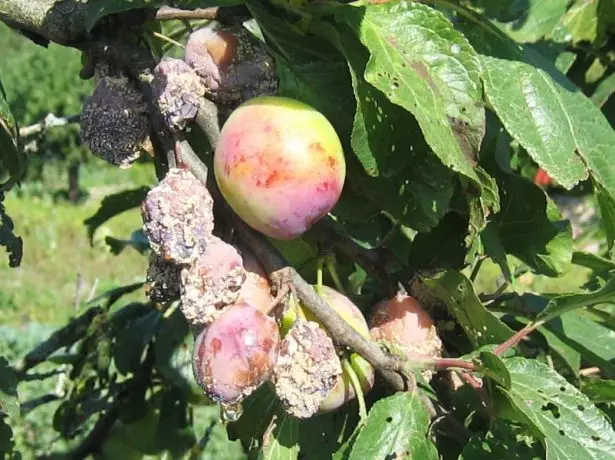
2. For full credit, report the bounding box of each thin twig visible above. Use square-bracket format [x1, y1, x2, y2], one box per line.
[155, 6, 219, 21]
[579, 366, 601, 377]
[493, 322, 541, 356]
[19, 113, 80, 137]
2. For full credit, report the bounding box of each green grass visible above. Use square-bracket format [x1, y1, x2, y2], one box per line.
[0, 160, 156, 326]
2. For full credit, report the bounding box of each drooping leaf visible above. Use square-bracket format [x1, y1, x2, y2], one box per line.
[461, 22, 615, 244]
[84, 186, 149, 243]
[581, 379, 615, 403]
[500, 357, 615, 459]
[338, 1, 485, 187]
[348, 392, 437, 460]
[491, 174, 573, 276]
[0, 357, 18, 421]
[422, 270, 514, 347]
[460, 420, 544, 459]
[0, 78, 23, 186]
[537, 276, 615, 324]
[0, 192, 22, 268]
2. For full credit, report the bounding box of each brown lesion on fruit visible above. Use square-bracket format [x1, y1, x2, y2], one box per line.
[179, 237, 246, 326]
[273, 319, 342, 418]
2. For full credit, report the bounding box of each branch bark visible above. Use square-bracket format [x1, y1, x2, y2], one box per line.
[19, 113, 80, 137]
[155, 6, 219, 21]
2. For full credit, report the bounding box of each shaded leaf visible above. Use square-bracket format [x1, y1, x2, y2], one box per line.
[114, 310, 161, 375]
[423, 270, 514, 347]
[536, 323, 582, 376]
[480, 350, 511, 389]
[460, 420, 544, 459]
[348, 392, 437, 460]
[0, 78, 23, 186]
[339, 1, 484, 187]
[84, 186, 149, 243]
[0, 358, 18, 421]
[500, 357, 615, 459]
[581, 380, 615, 403]
[0, 192, 22, 267]
[537, 277, 615, 324]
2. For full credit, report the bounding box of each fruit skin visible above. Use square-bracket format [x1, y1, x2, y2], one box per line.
[214, 96, 346, 240]
[192, 302, 280, 404]
[306, 286, 375, 413]
[369, 293, 442, 380]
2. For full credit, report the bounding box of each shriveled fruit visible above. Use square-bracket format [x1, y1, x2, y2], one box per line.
[214, 96, 346, 240]
[141, 168, 214, 263]
[193, 302, 279, 404]
[80, 76, 150, 168]
[151, 56, 205, 132]
[273, 319, 342, 418]
[304, 286, 375, 413]
[369, 293, 442, 380]
[145, 253, 181, 302]
[184, 23, 277, 108]
[180, 237, 245, 326]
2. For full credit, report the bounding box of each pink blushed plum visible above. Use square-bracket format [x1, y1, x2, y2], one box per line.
[214, 96, 346, 240]
[192, 302, 280, 404]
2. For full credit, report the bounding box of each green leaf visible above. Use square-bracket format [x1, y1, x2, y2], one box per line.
[558, 0, 600, 44]
[460, 420, 544, 459]
[348, 392, 437, 460]
[0, 78, 23, 186]
[480, 350, 511, 389]
[572, 251, 615, 274]
[422, 270, 515, 347]
[0, 357, 18, 421]
[154, 308, 204, 403]
[536, 323, 582, 375]
[500, 357, 615, 459]
[481, 222, 513, 283]
[491, 174, 573, 276]
[581, 380, 615, 403]
[545, 312, 615, 376]
[259, 414, 300, 460]
[155, 388, 196, 456]
[0, 415, 17, 457]
[537, 276, 615, 324]
[84, 186, 149, 243]
[490, 0, 570, 43]
[594, 180, 615, 249]
[113, 310, 161, 375]
[0, 192, 22, 268]
[462, 24, 615, 244]
[338, 1, 484, 187]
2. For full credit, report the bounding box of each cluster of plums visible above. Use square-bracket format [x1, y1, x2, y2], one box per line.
[137, 24, 443, 418]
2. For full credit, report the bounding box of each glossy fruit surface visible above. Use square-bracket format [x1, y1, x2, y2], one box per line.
[214, 96, 345, 239]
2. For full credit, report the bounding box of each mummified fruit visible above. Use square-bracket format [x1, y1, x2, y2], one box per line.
[273, 319, 342, 418]
[214, 96, 346, 240]
[184, 23, 277, 108]
[193, 302, 280, 404]
[180, 237, 245, 326]
[145, 253, 181, 302]
[151, 57, 205, 132]
[369, 293, 442, 380]
[141, 168, 214, 264]
[307, 287, 375, 413]
[80, 76, 150, 168]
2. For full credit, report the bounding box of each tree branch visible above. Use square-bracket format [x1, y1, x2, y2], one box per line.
[19, 113, 80, 137]
[155, 6, 219, 21]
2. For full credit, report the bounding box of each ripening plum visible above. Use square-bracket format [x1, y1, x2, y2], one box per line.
[193, 302, 280, 404]
[236, 247, 275, 312]
[302, 286, 375, 413]
[369, 293, 442, 380]
[214, 96, 346, 240]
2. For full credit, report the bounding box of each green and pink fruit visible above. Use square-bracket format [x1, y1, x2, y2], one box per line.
[369, 294, 442, 380]
[214, 96, 346, 240]
[302, 286, 375, 413]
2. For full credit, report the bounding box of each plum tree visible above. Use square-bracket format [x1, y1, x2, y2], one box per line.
[214, 96, 346, 239]
[192, 302, 280, 405]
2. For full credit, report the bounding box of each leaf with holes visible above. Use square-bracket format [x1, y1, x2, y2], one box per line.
[422, 270, 514, 347]
[460, 420, 544, 459]
[347, 392, 437, 460]
[338, 1, 485, 187]
[461, 23, 615, 244]
[500, 357, 615, 460]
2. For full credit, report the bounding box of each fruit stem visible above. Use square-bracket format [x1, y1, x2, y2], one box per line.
[343, 357, 367, 422]
[326, 256, 346, 294]
[316, 256, 325, 296]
